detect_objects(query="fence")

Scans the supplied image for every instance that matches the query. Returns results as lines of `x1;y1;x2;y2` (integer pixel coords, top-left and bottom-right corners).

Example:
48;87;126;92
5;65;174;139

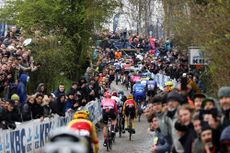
0;73;176;152
0;99;102;153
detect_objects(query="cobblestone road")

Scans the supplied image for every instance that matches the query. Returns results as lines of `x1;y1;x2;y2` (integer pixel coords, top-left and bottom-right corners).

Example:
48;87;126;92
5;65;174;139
98;82;151;153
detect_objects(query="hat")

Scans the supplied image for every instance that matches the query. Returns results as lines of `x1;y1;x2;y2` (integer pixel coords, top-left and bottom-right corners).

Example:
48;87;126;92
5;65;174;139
151;95;163;104
218;86;230;98
201;121;212;132
174;121;187;132
220;125;230;143
202;97;215;108
193;93;206;100
167;91;183;103
11;94;20;101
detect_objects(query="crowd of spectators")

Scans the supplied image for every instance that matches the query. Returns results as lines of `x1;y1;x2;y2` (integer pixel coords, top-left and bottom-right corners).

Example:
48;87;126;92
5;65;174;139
0;28;102;130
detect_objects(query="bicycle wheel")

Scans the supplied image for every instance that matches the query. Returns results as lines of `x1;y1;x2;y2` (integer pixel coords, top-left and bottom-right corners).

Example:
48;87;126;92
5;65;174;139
118;115;122;137
137;103;141;122
128;116;132;141
109;132;112;150
112;132;116;143
106;133;109;151
116;73;118;85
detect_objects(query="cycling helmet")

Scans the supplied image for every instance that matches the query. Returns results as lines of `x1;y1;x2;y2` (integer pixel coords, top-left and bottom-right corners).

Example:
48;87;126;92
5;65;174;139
104;91;111;98
73;110;90;119
44;127;88;153
165;81;173;86
127;95;133;99
112;91;118;97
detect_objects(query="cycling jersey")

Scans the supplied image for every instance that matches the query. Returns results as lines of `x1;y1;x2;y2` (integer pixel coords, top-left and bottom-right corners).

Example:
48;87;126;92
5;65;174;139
131;75;141;83
111;96;121;104
68;119;99;153
114;62;122;70
101;98;118;112
147;80;157;91
123;99;137;119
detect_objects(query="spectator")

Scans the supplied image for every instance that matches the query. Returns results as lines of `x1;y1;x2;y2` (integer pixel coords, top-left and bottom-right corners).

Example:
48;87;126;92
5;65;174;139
64;92;75;112
32;94;44;120
165;91;183;152
192;113;203;153
17;73;29;104
0;100;16;129
148;113;170;153
218;86;230;128
51;94;66;116
151;95;170;140
220;125;230;153
193;93;206;111
68;82;78;96
200;122;217;153
22;96;34;121
36;83;46;96
53;84;65;98
177;105;196;153
42;95;52;118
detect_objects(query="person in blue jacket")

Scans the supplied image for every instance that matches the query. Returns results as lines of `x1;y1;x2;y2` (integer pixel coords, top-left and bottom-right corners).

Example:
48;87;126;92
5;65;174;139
17;74;29;104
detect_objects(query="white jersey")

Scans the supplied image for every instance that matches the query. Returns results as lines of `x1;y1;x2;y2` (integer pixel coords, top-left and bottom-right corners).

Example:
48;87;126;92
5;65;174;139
111;96;121;104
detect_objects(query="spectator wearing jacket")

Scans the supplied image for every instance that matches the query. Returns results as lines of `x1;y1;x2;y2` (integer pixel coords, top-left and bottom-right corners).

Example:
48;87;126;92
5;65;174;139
51;94;66;116
200;122;217;153
164;91;183;152
17;74;29;104
192;112;203;153
35;83;47;96
177;105;196;153
151;95;170;141
0;100;16;129
22;96;34;121
42;95;52;117
218;86;230;128
149;113;170;153
220;125;230;153
11;93;22;122
64;92;75;112
53;84;65;98
32;94;44;119
193;93;206;111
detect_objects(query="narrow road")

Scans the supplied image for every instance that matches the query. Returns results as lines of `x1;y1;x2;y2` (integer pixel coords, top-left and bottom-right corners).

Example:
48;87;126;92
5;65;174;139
98;82;151;153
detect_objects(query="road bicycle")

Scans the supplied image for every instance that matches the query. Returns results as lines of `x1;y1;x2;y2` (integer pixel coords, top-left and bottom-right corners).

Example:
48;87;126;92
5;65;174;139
106;117;113;151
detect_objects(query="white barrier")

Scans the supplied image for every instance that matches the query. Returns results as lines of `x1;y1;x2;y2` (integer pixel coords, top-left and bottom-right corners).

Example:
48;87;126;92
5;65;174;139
0;99;102;153
151;73;178;90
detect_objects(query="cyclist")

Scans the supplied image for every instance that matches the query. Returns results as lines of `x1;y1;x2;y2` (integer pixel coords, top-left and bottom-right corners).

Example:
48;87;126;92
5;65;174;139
146;78;157;98
111;91;121;104
101;91;118;147
114;60;122;84
123;95;137;134
133;81;146;103
164;81;174;93
68;110;99;153
44;127;89;153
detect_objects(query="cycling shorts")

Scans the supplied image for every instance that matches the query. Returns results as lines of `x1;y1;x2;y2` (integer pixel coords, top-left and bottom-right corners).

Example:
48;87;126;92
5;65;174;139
125;105;135;119
102;108;116;124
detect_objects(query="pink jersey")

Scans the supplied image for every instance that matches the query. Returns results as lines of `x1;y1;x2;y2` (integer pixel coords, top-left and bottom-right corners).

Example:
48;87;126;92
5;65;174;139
101;98;118;113
131;75;141;82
